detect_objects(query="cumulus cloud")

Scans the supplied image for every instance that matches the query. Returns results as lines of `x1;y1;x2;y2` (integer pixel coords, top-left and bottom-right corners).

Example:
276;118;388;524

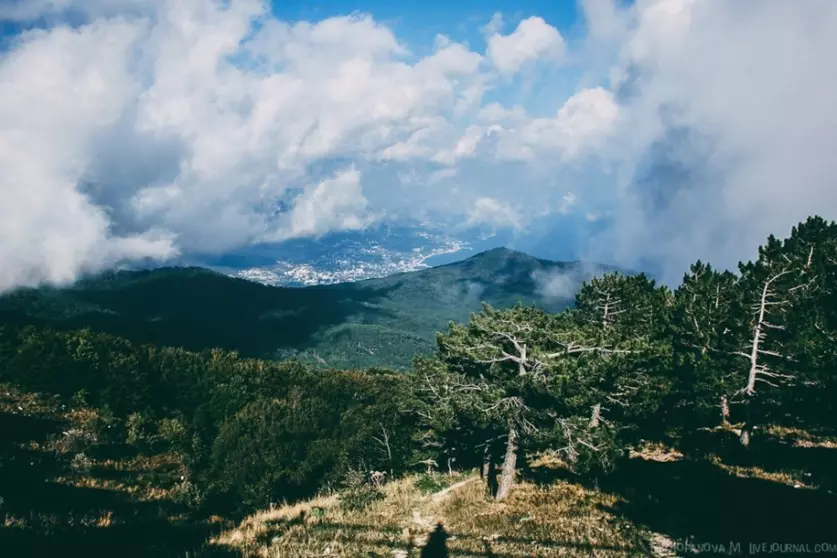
270;167;372;240
0;1;487;290
579;0;837;282
494;87;620;163
2;0;836;291
486;16;566;75
0;16;179;292
467;197;523;230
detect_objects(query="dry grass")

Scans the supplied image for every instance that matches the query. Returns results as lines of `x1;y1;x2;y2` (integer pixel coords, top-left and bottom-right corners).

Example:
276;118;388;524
1;383;65;416
212;469;651;557
628;441;684;463
712;458;817;489
764;425;837;449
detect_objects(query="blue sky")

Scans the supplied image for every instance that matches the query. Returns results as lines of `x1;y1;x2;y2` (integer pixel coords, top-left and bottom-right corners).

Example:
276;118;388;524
269;0;582;38
0;0;835;290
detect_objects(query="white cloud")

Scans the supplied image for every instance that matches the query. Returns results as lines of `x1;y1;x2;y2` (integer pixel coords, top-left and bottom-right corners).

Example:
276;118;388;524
466;197;523;230
270;167;372;240
433;124;504;166
531;262;603;301
482;12;505;38
532;269;581;301
494;87;620;162
486;16;566;75
428;168;459;184
580;0;837;282
0;2;488;291
477;103;527;124
0;17;179;292
580;0;629;44
3;0;837;291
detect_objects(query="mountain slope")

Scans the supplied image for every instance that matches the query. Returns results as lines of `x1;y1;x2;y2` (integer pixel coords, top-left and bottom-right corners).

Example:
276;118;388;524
0;248;613;369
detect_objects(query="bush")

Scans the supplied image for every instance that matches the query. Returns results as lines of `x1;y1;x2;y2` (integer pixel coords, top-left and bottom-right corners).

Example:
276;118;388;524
70;452;92;474
338;470;385;512
51;428;97;455
413;472;454;495
171;477;204;509
71;389;89;408
206;397;346;512
125;412;148;447
84;405;121;444
156;416;188;451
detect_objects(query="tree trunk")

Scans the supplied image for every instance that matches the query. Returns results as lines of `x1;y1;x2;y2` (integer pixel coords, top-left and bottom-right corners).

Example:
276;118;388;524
518;343;527;376
589;403;602;429
720;396;730;426
495;420;518;500
739;398;752;448
739;424;751;447
481;444;490;480
486;457;498;498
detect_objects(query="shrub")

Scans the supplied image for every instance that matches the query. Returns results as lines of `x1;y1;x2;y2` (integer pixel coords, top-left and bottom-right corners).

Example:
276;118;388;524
171;477;204;509
85;406;121;444
70;452;92;474
125;412;148;447
156;416;188;451
413;472;453;495
338;469;385;511
71;389;89;408
51;428;97;455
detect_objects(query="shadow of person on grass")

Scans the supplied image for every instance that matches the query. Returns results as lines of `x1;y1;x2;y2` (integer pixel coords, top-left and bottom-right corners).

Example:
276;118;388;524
420;522;449;558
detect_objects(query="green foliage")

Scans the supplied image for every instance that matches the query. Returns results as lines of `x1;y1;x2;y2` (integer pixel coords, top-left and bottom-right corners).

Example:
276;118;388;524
69;452;93;474
71;389;89;408
574;271;673;340
0;321;422;515
171;477;204;509
0;249;610;370
156;416;188;451
338;470;385;511
0;218;835;516
671;261;745;426
413;472;456;494
125;412;148;447
427;291;673;483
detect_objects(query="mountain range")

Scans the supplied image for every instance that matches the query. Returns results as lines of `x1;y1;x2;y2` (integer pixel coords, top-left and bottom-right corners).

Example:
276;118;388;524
0;248;614;369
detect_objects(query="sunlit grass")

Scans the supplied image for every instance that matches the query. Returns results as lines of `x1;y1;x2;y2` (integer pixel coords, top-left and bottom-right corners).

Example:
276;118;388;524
213;469;651;557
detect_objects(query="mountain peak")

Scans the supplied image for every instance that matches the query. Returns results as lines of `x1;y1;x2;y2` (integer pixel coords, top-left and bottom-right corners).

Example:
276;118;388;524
475;246;517;256
463;246;540;264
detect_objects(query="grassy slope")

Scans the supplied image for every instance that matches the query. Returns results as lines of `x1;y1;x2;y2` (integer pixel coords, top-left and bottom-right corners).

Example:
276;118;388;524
0;248;607;369
213;433;837;558
212;465;652;557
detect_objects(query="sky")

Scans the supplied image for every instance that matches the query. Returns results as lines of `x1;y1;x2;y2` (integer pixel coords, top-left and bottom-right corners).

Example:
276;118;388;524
1;0;836;292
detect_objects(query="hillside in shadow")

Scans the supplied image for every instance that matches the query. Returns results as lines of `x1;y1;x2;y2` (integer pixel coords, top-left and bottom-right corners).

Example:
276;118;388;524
0;248;612;369
0;390;235;558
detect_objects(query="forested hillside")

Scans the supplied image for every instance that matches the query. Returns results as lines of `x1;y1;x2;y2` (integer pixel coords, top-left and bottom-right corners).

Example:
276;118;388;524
0;216;835;557
0;248;607;369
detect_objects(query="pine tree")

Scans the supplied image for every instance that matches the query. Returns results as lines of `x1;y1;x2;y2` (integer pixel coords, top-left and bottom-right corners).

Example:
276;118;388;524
730;220;832;445
672;261;745;428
